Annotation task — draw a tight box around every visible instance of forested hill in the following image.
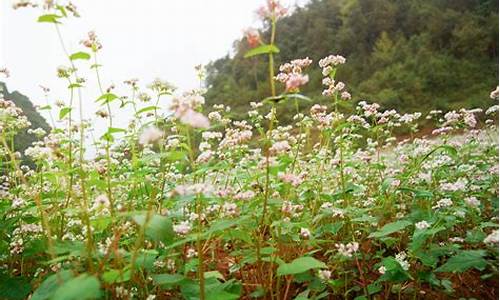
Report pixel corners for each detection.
[205,0,499,120]
[0,82,50,154]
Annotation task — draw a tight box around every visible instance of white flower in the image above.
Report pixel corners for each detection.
[139,127,163,145]
[331,208,344,218]
[171,95,210,129]
[186,248,198,258]
[234,190,255,201]
[178,108,210,129]
[415,221,430,230]
[278,172,304,186]
[486,105,498,115]
[317,269,331,281]
[464,196,480,208]
[432,198,453,210]
[341,91,351,100]
[269,140,291,155]
[300,228,311,239]
[11,198,26,208]
[196,150,213,163]
[490,86,499,100]
[449,237,464,243]
[91,194,110,210]
[440,178,468,192]
[484,230,499,244]
[378,266,386,274]
[222,202,239,217]
[395,252,409,271]
[336,242,359,257]
[173,221,192,235]
[319,54,346,68]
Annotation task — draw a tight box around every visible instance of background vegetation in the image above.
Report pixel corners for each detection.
[0,82,50,156]
[205,0,499,121]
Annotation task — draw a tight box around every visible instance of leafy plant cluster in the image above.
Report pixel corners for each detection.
[0,1,498,300]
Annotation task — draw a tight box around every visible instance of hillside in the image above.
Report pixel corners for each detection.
[205,0,499,120]
[0,82,51,155]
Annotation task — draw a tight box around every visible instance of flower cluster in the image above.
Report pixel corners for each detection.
[275,58,312,92]
[335,242,359,257]
[244,28,261,48]
[256,0,287,20]
[80,31,102,51]
[169,91,210,129]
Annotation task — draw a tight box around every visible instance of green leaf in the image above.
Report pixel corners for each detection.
[56,5,67,17]
[151,273,185,286]
[107,127,127,134]
[369,220,412,239]
[367,282,382,295]
[38,14,61,24]
[162,150,187,162]
[38,105,52,110]
[205,216,250,236]
[52,274,101,300]
[419,145,458,166]
[284,93,312,102]
[410,226,445,252]
[262,93,312,104]
[277,257,327,276]
[132,214,174,243]
[204,271,224,280]
[102,269,131,284]
[134,250,158,271]
[96,93,118,104]
[380,177,397,193]
[378,257,412,282]
[69,52,91,61]
[0,274,32,300]
[436,250,488,273]
[68,83,83,89]
[59,107,72,120]
[244,44,280,58]
[136,106,159,115]
[31,270,74,300]
[399,187,433,199]
[250,287,266,298]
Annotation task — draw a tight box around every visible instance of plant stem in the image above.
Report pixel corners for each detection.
[196,194,206,300]
[268,18,277,97]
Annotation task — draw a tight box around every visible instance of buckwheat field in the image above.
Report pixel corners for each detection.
[0,1,499,299]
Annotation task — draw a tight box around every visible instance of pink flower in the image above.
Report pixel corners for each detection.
[278,172,305,186]
[256,0,287,20]
[173,221,192,235]
[174,106,210,129]
[300,228,311,239]
[244,28,261,48]
[139,127,163,145]
[80,31,102,51]
[234,190,255,201]
[285,73,309,92]
[269,140,291,155]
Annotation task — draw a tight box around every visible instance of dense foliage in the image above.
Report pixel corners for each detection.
[0,1,498,300]
[0,82,51,163]
[205,0,499,121]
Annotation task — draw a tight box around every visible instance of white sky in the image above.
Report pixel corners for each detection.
[1,0,308,141]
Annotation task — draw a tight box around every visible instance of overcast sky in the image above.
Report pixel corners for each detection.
[1,0,307,139]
